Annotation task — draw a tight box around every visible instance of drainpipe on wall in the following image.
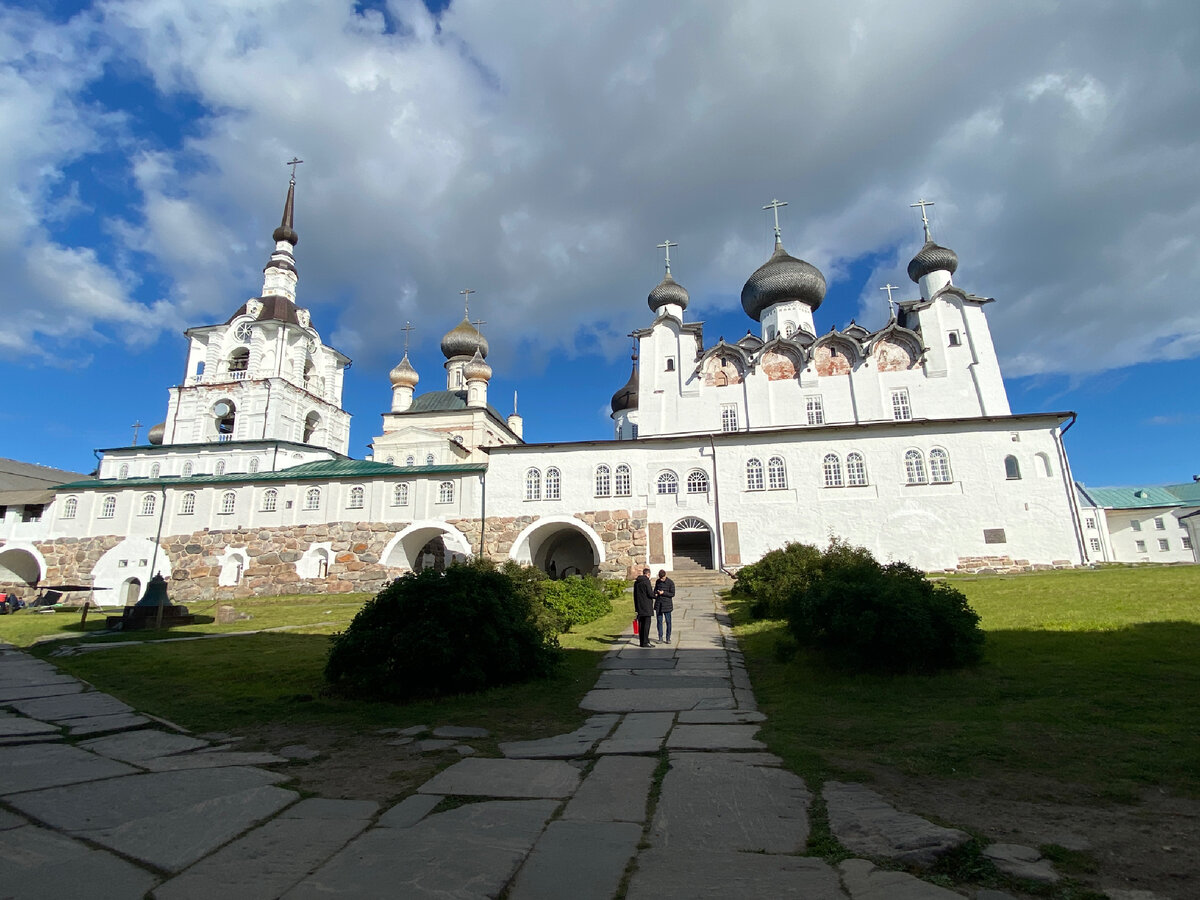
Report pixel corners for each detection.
[1053,413,1088,566]
[706,433,725,572]
[478,472,486,560]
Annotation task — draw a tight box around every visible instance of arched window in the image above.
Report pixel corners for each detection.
[846,452,868,486]
[1004,454,1021,480]
[784,322,797,338]
[405,455,415,466]
[220,491,236,515]
[100,495,117,518]
[182,461,193,477]
[215,459,226,476]
[657,471,679,495]
[930,448,952,483]
[1036,452,1052,477]
[180,492,196,515]
[348,485,365,509]
[525,468,542,501]
[249,457,259,474]
[768,456,787,490]
[392,483,410,506]
[385,456,395,466]
[614,464,631,496]
[595,464,611,497]
[118,464,129,480]
[262,489,278,512]
[904,450,927,484]
[425,453,435,466]
[62,496,78,519]
[303,412,320,443]
[746,458,764,491]
[227,347,249,372]
[687,470,709,493]
[438,481,454,503]
[545,467,561,500]
[140,493,157,516]
[150,463,160,478]
[304,487,321,510]
[215,399,236,438]
[823,454,843,488]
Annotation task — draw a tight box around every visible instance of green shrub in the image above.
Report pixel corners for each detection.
[786,540,984,673]
[731,541,824,620]
[541,575,623,631]
[324,559,561,700]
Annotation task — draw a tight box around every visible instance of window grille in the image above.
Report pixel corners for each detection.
[892,390,912,420]
[348,486,365,509]
[846,452,867,486]
[904,450,926,484]
[823,454,843,487]
[525,468,542,501]
[305,487,321,510]
[686,470,709,493]
[100,496,117,518]
[438,481,454,503]
[806,396,824,425]
[262,489,278,512]
[657,471,679,495]
[930,449,952,483]
[220,491,236,515]
[545,468,561,500]
[140,494,156,516]
[392,483,409,506]
[614,464,631,496]
[180,493,196,515]
[595,464,611,497]
[746,458,764,491]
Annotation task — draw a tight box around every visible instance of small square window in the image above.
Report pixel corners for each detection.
[1154,517,1165,530]
[1089,537,1101,552]
[1158,539,1169,551]
[1135,540,1146,552]
[1130,519,1142,532]
[118,560,128,568]
[1085,517,1095,529]
[948,331,961,346]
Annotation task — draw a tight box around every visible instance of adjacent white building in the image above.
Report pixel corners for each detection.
[1076,483,1199,564]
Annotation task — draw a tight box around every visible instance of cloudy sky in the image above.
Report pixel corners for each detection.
[2,0,1197,485]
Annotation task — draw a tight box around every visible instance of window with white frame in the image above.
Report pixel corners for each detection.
[657,471,679,495]
[1085,517,1095,529]
[595,464,611,497]
[904,450,927,484]
[438,481,454,503]
[1135,540,1146,552]
[1130,519,1142,532]
[150,463,160,478]
[406,455,415,466]
[118,464,129,480]
[746,458,764,491]
[846,452,867,486]
[262,489,278,512]
[425,453,435,466]
[806,395,824,425]
[545,467,561,500]
[687,470,709,493]
[1154,517,1165,530]
[385,456,395,465]
[249,458,260,473]
[215,459,226,476]
[614,464,631,497]
[220,491,236,515]
[525,468,542,501]
[392,483,410,506]
[180,492,196,515]
[140,493,156,516]
[305,487,321,510]
[63,496,78,519]
[348,485,365,509]
[1004,455,1021,480]
[100,495,117,518]
[767,456,787,490]
[930,448,952,483]
[1158,539,1169,551]
[721,404,738,432]
[1089,537,1101,552]
[182,461,193,477]
[823,453,843,487]
[892,389,912,420]
[1183,536,1193,550]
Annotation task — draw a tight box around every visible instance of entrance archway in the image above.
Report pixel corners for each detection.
[510,516,604,578]
[381,521,473,572]
[123,578,142,605]
[671,517,714,570]
[0,544,45,585]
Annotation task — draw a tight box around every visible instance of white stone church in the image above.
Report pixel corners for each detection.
[0,179,1099,604]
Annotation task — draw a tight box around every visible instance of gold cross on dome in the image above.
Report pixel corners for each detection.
[762,198,788,242]
[657,239,678,274]
[910,198,935,241]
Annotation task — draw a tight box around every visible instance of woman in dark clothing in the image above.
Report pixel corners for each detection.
[654,570,675,644]
[633,568,655,647]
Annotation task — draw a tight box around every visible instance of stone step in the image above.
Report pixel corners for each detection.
[668,571,733,588]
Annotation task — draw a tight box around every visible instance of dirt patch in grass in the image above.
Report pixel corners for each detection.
[858,764,1199,899]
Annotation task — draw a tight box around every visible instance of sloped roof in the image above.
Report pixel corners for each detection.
[0,458,90,503]
[1079,484,1186,510]
[1165,481,1200,503]
[401,390,512,431]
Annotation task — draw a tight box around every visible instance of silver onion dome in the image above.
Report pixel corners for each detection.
[389,353,419,388]
[907,240,959,283]
[648,272,689,313]
[440,317,489,360]
[611,361,639,414]
[464,349,493,382]
[740,243,827,321]
[147,422,165,445]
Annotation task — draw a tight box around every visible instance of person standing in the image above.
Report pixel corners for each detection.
[654,570,675,644]
[633,567,655,648]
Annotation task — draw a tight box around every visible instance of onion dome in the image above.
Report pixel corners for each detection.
[272,177,299,245]
[740,242,827,321]
[464,349,492,382]
[907,240,959,283]
[440,317,489,359]
[388,353,419,388]
[147,423,165,445]
[610,357,639,414]
[648,272,689,313]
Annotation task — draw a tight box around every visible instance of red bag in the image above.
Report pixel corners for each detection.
[632,617,639,635]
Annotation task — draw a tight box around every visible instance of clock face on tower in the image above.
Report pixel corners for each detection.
[235,322,253,343]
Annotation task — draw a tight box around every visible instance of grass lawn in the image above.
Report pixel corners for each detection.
[730,565,1200,802]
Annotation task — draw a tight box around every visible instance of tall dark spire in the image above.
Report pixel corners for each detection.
[273,178,299,245]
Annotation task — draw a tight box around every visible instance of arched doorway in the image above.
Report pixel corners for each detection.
[0,544,45,586]
[123,578,142,605]
[381,522,473,573]
[671,517,714,570]
[510,516,604,578]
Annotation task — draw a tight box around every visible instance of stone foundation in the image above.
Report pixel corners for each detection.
[955,555,1076,575]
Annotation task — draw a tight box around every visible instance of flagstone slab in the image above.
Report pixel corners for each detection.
[626,850,842,899]
[581,687,733,713]
[0,681,85,702]
[500,714,618,759]
[0,714,59,738]
[7,767,296,873]
[0,807,25,830]
[598,656,676,669]
[823,781,970,868]
[418,757,581,798]
[677,709,766,724]
[1,824,159,900]
[0,742,137,796]
[509,820,642,900]
[562,755,657,823]
[141,750,288,771]
[432,725,490,738]
[666,724,765,751]
[285,799,558,899]
[79,729,210,763]
[377,793,441,828]
[839,858,965,899]
[596,712,674,755]
[66,713,151,735]
[650,752,810,853]
[595,673,730,690]
[9,692,133,721]
[154,800,376,900]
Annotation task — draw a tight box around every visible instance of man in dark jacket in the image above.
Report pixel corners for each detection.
[653,570,675,644]
[633,568,654,647]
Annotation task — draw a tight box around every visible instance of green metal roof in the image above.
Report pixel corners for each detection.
[1079,485,1186,510]
[1165,481,1200,503]
[403,390,509,424]
[54,458,487,491]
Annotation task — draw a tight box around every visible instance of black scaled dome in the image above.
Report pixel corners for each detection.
[907,240,959,283]
[740,244,826,321]
[648,273,689,313]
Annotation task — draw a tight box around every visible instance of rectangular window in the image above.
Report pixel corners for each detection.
[1154,517,1165,530]
[948,331,961,346]
[665,357,675,372]
[1085,517,1095,529]
[22,505,44,523]
[1135,540,1146,553]
[1183,536,1193,550]
[721,405,738,432]
[1130,519,1142,532]
[1158,539,1169,551]
[806,395,824,425]
[1089,537,1101,552]
[892,389,912,420]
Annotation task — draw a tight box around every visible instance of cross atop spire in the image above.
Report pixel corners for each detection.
[131,420,143,446]
[880,283,900,316]
[400,321,415,355]
[657,239,678,274]
[910,198,935,241]
[763,198,788,244]
[286,157,303,183]
[459,288,476,318]
[471,317,486,332]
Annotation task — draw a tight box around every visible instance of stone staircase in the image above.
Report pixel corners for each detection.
[669,570,734,589]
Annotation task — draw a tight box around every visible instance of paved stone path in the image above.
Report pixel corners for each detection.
[1,587,1076,899]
